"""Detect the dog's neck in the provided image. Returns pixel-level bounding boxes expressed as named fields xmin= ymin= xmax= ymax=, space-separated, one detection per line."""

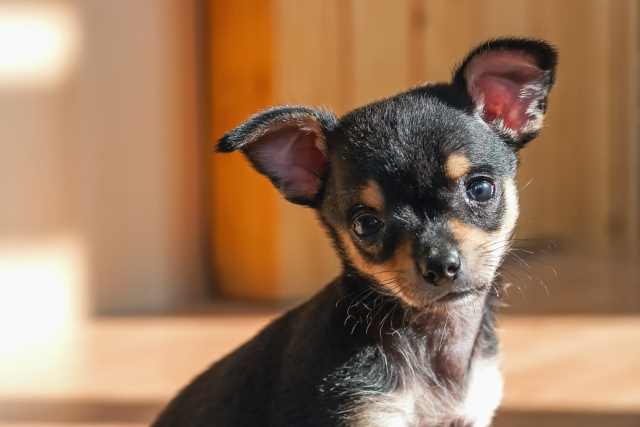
xmin=338 ymin=273 xmax=495 ymax=388
xmin=411 ymin=296 xmax=489 ymax=383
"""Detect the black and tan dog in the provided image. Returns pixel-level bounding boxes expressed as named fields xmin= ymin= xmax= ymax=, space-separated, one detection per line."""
xmin=154 ymin=38 xmax=557 ymax=427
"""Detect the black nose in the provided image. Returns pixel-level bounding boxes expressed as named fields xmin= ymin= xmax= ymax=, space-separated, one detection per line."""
xmin=424 ymin=246 xmax=461 ymax=284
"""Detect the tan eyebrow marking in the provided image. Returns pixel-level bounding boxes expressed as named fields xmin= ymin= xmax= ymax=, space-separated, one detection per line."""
xmin=445 ymin=153 xmax=471 ymax=180
xmin=360 ymin=180 xmax=385 ymax=211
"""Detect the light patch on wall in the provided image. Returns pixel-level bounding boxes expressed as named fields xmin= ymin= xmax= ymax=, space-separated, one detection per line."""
xmin=0 ymin=236 xmax=87 ymax=391
xmin=0 ymin=2 xmax=80 ymax=89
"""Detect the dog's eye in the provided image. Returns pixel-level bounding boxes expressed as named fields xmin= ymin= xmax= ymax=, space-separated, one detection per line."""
xmin=466 ymin=177 xmax=495 ymax=203
xmin=352 ymin=213 xmax=384 ymax=238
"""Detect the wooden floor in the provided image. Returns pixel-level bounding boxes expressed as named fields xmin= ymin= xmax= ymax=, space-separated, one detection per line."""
xmin=1 ymin=313 xmax=639 ymax=426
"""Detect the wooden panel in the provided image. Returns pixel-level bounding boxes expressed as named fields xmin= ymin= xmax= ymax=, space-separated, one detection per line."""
xmin=273 ymin=0 xmax=345 ymax=111
xmin=351 ymin=0 xmax=413 ymax=105
xmin=608 ymin=0 xmax=639 ymax=253
xmin=208 ymin=0 xmax=280 ymax=299
xmin=417 ymin=0 xmax=638 ymax=250
xmin=272 ymin=0 xmax=344 ymax=297
xmin=420 ymin=0 xmax=483 ymax=82
xmin=516 ymin=0 xmax=612 ymax=246
xmin=207 ymin=0 xmax=639 ymax=300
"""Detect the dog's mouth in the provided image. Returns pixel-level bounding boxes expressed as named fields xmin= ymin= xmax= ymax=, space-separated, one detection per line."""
xmin=433 ymin=286 xmax=487 ymax=304
xmin=371 ymin=266 xmax=491 ymax=309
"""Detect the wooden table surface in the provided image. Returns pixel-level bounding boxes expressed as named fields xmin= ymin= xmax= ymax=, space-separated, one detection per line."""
xmin=2 ymin=313 xmax=639 ymax=426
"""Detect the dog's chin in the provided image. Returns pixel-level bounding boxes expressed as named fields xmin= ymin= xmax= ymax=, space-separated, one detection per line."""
xmin=407 ymin=277 xmax=490 ymax=310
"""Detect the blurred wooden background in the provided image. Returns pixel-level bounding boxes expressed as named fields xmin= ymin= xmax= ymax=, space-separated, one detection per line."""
xmin=208 ymin=0 xmax=639 ymax=301
xmin=0 ymin=2 xmax=638 ymax=425
xmin=5 ymin=0 xmax=635 ymax=313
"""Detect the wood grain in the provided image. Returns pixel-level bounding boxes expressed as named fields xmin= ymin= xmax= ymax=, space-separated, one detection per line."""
xmin=271 ymin=0 xmax=343 ymax=298
xmin=0 ymin=314 xmax=638 ymax=424
xmin=208 ymin=0 xmax=280 ymax=299
xmin=206 ymin=0 xmax=639 ymax=300
xmin=351 ymin=0 xmax=413 ymax=105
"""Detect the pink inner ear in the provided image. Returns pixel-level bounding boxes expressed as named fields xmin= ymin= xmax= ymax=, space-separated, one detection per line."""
xmin=245 ymin=125 xmax=327 ymax=201
xmin=477 ymin=75 xmax=527 ymax=130
xmin=466 ymin=51 xmax=545 ymax=133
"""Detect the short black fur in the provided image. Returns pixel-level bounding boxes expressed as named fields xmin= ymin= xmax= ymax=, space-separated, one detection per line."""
xmin=153 ymin=37 xmax=557 ymax=427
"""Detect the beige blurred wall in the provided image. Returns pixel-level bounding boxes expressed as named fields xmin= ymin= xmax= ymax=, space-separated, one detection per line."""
xmin=0 ymin=0 xmax=207 ymax=314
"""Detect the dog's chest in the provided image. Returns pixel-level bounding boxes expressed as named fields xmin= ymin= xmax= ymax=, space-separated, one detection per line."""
xmin=350 ymin=358 xmax=502 ymax=427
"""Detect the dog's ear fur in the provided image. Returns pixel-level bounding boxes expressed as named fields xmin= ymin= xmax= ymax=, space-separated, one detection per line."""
xmin=217 ymin=106 xmax=337 ymax=206
xmin=453 ymin=38 xmax=557 ymax=149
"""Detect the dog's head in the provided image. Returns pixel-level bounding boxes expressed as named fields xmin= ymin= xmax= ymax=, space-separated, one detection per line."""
xmin=218 ymin=38 xmax=557 ymax=309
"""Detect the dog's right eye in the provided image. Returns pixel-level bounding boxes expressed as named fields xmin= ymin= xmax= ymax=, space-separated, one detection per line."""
xmin=352 ymin=213 xmax=384 ymax=239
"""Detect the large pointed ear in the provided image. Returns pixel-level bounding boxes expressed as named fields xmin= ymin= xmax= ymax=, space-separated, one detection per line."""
xmin=453 ymin=38 xmax=557 ymax=149
xmin=217 ymin=106 xmax=337 ymax=206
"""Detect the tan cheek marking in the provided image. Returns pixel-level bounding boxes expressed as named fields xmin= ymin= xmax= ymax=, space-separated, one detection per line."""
xmin=338 ymin=229 xmax=370 ymax=273
xmin=500 ymin=178 xmax=519 ymax=236
xmin=360 ymin=180 xmax=385 ymax=211
xmin=448 ymin=177 xmax=520 ymax=281
xmin=338 ymin=230 xmax=420 ymax=307
xmin=449 ymin=177 xmax=520 ymax=246
xmin=375 ymin=240 xmax=415 ymax=287
xmin=449 ymin=219 xmax=491 ymax=253
xmin=449 ymin=218 xmax=493 ymax=282
xmin=445 ymin=153 xmax=471 ymax=180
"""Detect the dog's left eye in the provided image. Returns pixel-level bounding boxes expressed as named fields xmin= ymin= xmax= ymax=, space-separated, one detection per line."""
xmin=352 ymin=213 xmax=384 ymax=238
xmin=466 ymin=177 xmax=495 ymax=203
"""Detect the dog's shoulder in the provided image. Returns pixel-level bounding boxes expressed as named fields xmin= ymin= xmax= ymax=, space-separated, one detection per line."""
xmin=152 ymin=280 xmax=347 ymax=426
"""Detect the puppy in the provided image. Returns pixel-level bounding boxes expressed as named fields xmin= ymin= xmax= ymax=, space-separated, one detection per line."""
xmin=153 ymin=38 xmax=557 ymax=427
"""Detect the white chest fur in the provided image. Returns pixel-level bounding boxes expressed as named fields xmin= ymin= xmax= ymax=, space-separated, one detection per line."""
xmin=352 ymin=358 xmax=503 ymax=427
xmin=458 ymin=358 xmax=503 ymax=426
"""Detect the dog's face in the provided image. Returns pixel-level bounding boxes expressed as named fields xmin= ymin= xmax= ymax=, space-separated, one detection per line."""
xmin=219 ymin=38 xmax=557 ymax=309
xmin=321 ymin=96 xmax=521 ymax=308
